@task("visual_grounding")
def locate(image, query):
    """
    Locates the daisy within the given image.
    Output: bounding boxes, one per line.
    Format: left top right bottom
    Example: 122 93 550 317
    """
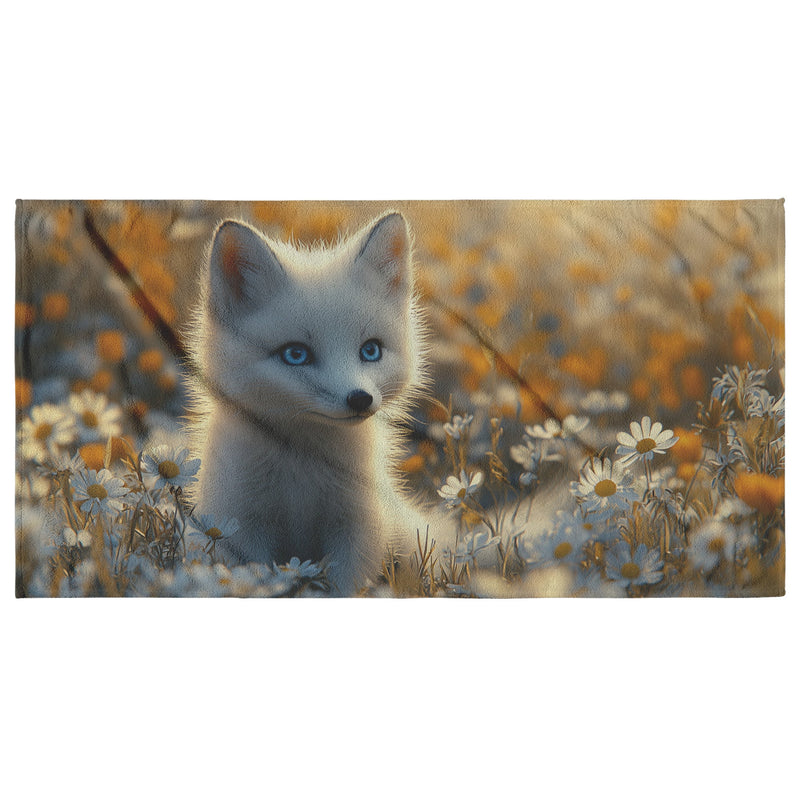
686 520 749 572
510 439 542 486
69 389 123 443
187 514 240 542
443 414 474 440
71 468 127 516
445 529 498 565
141 445 201 491
511 436 560 466
123 486 176 516
525 418 562 439
579 389 630 415
274 557 324 581
615 416 678 465
437 470 484 507
525 414 588 440
570 458 637 517
40 450 86 477
17 403 77 462
62 526 92 547
567 509 619 544
517 520 590 567
572 567 627 598
604 542 664 587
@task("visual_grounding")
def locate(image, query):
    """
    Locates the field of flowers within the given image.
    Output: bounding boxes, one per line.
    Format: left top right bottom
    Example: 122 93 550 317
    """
15 199 785 597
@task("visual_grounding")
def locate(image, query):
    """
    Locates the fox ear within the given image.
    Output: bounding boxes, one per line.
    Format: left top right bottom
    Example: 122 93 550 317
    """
208 220 285 311
353 212 411 296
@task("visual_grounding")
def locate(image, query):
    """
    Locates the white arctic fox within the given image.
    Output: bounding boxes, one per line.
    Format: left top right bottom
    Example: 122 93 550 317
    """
187 212 438 593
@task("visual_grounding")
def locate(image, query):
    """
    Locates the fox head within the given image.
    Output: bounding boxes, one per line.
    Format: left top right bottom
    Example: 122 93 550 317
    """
192 212 428 431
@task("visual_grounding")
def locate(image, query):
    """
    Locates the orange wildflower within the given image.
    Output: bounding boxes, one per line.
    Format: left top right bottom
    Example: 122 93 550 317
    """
15 302 35 328
15 378 32 408
96 331 125 363
631 377 650 402
42 293 70 322
671 428 703 463
676 462 700 484
158 372 178 392
734 473 784 515
79 437 135 471
137 349 164 374
680 365 706 401
732 333 755 364
79 443 106 471
90 370 113 393
128 400 149 420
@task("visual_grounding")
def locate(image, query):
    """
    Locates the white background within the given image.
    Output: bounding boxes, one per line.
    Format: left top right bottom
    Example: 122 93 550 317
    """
2 2 797 798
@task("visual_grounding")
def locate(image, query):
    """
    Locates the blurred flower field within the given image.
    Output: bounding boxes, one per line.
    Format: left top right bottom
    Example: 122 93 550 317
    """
14 199 785 597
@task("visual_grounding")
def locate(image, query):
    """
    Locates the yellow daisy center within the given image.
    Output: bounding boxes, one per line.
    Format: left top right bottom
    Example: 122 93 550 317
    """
205 527 223 540
82 411 99 428
553 542 572 559
620 562 641 580
708 536 726 554
594 479 617 497
636 437 658 454
457 487 467 499
158 460 180 479
87 483 108 500
34 422 53 441
583 522 593 530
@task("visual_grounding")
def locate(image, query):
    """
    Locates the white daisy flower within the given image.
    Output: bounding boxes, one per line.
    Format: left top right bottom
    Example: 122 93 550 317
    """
141 445 201 491
71 468 127 516
519 471 537 487
123 485 176 516
17 403 77 462
437 469 484 507
564 508 619 544
525 418 562 439
580 390 630 415
69 390 123 443
510 437 562 474
572 567 627 598
15 469 52 501
605 542 664 587
443 414 474 440
570 458 637 517
615 416 678 465
525 414 588 441
686 520 751 572
41 450 86 476
445 529 498 565
62 526 92 547
517 514 591 567
714 497 753 520
275 557 324 580
187 514 240 542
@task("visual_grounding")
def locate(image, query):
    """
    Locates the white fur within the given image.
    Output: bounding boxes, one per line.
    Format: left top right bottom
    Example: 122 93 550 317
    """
185 212 437 594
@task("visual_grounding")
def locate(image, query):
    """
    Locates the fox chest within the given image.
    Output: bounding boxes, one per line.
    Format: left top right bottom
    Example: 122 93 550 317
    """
248 470 376 564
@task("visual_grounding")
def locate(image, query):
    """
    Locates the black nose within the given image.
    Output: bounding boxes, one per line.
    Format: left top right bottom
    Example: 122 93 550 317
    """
347 390 373 413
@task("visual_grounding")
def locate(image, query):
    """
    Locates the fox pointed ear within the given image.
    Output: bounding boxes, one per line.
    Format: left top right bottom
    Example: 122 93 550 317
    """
208 220 285 311
354 212 411 296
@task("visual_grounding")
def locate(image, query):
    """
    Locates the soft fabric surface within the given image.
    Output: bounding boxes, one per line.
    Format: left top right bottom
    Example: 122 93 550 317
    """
15 200 785 597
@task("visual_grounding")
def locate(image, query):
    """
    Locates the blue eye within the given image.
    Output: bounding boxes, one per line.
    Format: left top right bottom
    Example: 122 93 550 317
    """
360 339 382 362
280 344 312 366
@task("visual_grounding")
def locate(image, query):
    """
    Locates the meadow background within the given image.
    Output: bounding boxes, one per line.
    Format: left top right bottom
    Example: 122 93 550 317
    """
15 198 785 597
